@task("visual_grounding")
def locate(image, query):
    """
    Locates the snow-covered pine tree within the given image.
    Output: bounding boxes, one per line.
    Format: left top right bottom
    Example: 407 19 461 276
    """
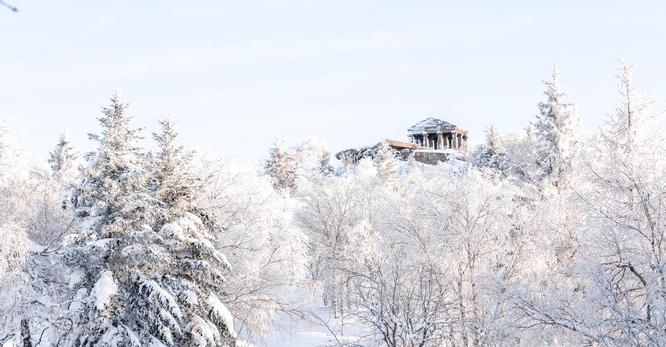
534 68 580 189
264 141 297 191
48 134 78 181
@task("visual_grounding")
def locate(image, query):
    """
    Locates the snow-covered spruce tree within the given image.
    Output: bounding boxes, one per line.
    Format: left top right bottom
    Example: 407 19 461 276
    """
63 89 158 345
147 119 237 346
264 141 297 192
534 68 580 189
63 92 236 346
151 119 203 223
48 133 78 182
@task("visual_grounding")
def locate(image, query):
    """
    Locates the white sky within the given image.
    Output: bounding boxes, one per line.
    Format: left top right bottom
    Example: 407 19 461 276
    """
2 0 666 166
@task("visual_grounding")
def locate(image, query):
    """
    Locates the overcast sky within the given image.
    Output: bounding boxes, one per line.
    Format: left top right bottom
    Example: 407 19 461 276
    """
2 0 666 166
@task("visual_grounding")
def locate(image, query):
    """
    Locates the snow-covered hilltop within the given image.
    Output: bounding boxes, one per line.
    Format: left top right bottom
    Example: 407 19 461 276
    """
336 117 469 166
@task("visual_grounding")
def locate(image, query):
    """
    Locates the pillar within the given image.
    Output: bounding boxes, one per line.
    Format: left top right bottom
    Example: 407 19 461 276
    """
437 133 443 150
453 132 458 150
422 133 429 147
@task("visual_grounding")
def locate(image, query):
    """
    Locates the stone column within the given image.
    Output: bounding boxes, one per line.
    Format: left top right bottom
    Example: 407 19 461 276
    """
437 133 443 150
422 133 429 147
453 132 458 150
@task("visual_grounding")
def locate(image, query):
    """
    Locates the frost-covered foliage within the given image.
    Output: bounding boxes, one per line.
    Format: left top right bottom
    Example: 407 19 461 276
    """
5 61 666 347
296 163 528 346
293 137 335 179
48 134 79 182
264 141 298 192
604 58 655 154
293 61 666 346
472 125 509 175
0 122 70 346
534 68 581 189
296 171 377 319
0 124 29 283
507 128 539 181
375 141 400 184
0 121 29 281
507 60 666 346
197 156 307 342
151 119 203 223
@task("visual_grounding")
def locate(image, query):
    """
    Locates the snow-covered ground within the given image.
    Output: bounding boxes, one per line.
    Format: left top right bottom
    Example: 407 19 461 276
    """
252 300 369 347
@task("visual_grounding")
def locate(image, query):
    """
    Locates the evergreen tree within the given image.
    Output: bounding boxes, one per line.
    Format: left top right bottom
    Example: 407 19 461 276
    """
70 88 151 227
264 141 297 191
142 119 237 346
62 91 156 345
63 96 237 346
48 133 78 181
534 68 580 188
605 58 653 154
151 119 202 223
318 149 334 177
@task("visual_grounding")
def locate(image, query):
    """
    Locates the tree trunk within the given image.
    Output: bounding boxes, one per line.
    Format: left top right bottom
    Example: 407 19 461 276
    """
20 318 32 347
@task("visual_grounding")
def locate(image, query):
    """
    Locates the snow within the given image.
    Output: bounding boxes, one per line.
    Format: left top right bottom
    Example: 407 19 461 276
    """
67 269 84 288
159 222 184 241
407 117 458 133
139 279 183 321
260 304 369 347
91 270 118 310
181 289 198 305
207 294 236 338
187 315 220 345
